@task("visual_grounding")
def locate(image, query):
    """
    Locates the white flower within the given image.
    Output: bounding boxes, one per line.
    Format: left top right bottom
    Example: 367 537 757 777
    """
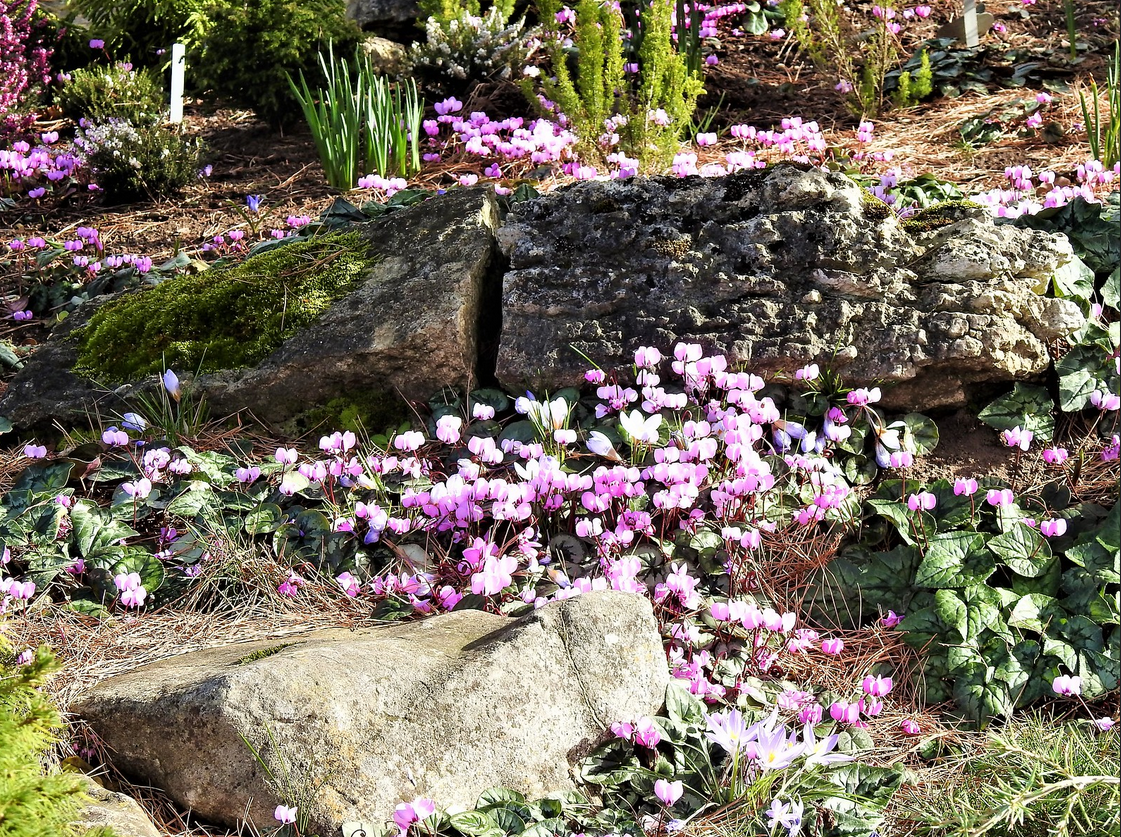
619 409 662 444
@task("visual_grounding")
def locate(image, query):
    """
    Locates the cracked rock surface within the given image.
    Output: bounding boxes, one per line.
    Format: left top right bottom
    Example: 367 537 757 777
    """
73 591 668 834
496 165 1084 409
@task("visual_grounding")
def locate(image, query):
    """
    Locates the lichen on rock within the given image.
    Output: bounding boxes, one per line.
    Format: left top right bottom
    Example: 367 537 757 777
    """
75 231 379 384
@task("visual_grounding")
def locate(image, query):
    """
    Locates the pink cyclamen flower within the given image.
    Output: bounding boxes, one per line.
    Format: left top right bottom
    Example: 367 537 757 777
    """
654 778 683 807
1093 717 1115 732
23 443 47 459
829 701 861 724
907 492 936 511
1090 390 1120 411
821 638 844 655
1001 426 1033 450
113 572 147 607
798 703 823 725
336 572 361 597
1052 675 1082 696
634 716 662 748
862 674 893 697
900 719 921 735
794 363 819 381
954 477 979 496
986 488 1016 507
881 610 903 628
1042 446 1068 465
1040 519 1067 538
274 805 297 824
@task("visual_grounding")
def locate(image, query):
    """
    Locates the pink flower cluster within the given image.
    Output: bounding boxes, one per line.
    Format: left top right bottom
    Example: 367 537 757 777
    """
973 160 1120 218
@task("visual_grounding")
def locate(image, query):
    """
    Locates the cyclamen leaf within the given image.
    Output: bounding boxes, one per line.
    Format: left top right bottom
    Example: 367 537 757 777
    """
70 502 139 558
977 383 1055 439
27 548 72 589
952 668 1014 723
448 811 500 837
989 523 1052 577
933 589 968 641
960 585 1003 640
1054 614 1105 654
664 681 705 727
866 499 934 546
1103 267 1120 310
902 412 939 454
914 532 990 588
988 640 1037 705
1007 593 1062 634
1042 635 1078 669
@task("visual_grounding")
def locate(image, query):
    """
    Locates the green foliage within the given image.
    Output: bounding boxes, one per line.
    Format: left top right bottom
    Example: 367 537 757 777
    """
528 0 702 169
992 194 1120 416
0 630 89 837
73 0 210 68
193 0 362 128
1012 192 1120 282
289 46 424 188
55 62 165 124
1080 41 1120 168
891 48 932 109
75 231 377 383
77 119 203 203
978 383 1056 441
820 480 1120 725
908 710 1120 837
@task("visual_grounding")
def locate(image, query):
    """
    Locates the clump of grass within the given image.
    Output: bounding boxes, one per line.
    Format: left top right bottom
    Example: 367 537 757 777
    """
902 708 1120 837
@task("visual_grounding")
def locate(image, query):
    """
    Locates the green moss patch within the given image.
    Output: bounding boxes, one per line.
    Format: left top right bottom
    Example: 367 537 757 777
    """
75 232 377 384
235 644 294 665
902 199 985 234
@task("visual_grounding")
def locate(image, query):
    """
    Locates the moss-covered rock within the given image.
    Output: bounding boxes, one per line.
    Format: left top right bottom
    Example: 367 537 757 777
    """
902 199 986 234
75 232 379 384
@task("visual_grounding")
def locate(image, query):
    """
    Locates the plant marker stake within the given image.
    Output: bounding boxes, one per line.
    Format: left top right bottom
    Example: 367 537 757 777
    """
169 43 186 123
963 0 979 48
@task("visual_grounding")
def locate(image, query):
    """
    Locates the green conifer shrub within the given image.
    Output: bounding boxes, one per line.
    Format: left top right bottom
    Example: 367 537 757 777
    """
0 630 93 837
193 0 362 128
528 0 701 170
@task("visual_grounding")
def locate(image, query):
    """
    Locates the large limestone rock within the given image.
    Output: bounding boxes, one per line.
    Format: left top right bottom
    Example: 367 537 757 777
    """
496 165 1085 410
74 592 668 835
0 188 499 432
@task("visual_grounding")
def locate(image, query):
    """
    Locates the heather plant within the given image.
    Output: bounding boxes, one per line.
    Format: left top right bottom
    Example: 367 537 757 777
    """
407 6 540 96
192 0 361 128
74 117 203 201
0 0 54 137
55 61 166 124
289 46 424 189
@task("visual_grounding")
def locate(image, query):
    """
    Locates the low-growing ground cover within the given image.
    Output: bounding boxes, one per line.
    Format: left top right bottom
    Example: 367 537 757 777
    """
0 1 1119 836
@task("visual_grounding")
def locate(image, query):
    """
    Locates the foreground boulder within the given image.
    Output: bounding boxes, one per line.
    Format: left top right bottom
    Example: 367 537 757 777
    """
0 188 499 432
73 592 668 834
496 165 1085 410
